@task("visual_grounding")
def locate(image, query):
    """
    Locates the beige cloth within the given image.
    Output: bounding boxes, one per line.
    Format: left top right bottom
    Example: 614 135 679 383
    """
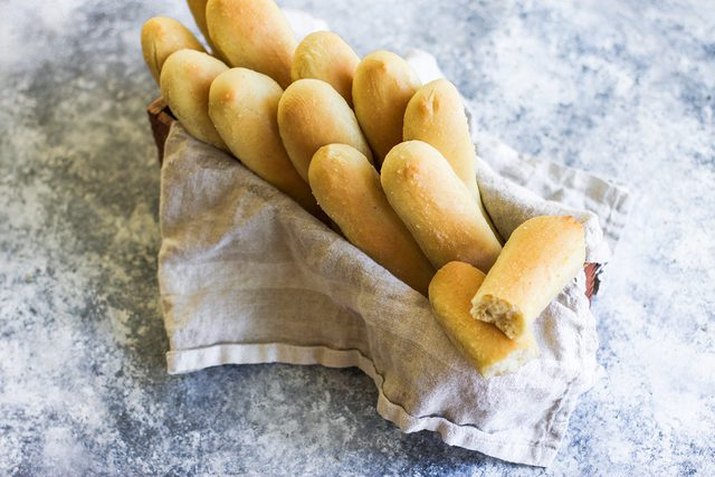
157 117 629 466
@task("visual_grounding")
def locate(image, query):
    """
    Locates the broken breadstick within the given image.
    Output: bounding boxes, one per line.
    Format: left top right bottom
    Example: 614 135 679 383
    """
471 215 586 340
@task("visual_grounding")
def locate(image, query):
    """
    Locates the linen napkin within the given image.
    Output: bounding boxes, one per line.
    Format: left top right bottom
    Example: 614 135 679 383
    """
157 125 629 467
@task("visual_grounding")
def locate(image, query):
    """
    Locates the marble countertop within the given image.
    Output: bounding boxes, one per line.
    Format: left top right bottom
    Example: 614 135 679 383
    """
1 0 713 474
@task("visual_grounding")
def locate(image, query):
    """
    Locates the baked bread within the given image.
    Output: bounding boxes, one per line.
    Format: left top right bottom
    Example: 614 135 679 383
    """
206 0 296 88
309 144 435 295
278 78 373 182
352 50 421 166
403 79 479 199
429 261 538 378
160 49 228 150
141 16 205 85
291 31 360 107
471 215 586 340
186 0 227 62
208 68 320 215
186 0 211 41
381 140 502 272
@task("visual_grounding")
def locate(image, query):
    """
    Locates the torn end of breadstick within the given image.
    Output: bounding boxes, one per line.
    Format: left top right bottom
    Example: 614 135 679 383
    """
429 261 538 378
470 295 526 341
470 215 586 340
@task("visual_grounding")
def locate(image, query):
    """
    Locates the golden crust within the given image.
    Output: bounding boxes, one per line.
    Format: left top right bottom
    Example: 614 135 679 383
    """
308 144 435 295
186 0 228 62
277 79 373 182
141 16 205 85
291 31 360 107
404 79 478 198
352 50 421 166
186 0 210 40
208 68 320 215
381 140 502 272
471 215 586 340
429 261 538 378
160 49 228 150
206 0 296 88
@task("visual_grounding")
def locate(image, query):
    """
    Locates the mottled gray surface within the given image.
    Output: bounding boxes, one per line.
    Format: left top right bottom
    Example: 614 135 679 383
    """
0 0 713 475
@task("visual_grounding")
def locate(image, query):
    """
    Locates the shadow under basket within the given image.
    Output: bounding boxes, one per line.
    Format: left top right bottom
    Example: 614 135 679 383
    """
146 97 602 302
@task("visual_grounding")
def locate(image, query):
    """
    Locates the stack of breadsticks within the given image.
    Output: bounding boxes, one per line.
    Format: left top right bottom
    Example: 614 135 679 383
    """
141 0 586 378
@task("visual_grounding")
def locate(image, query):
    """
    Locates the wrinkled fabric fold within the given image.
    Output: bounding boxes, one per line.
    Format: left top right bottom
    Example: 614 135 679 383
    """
157 121 629 467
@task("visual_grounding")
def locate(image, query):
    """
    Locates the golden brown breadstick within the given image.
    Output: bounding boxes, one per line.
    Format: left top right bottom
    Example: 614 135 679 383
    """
160 49 228 150
291 31 360 107
308 144 435 295
141 16 205 85
403 79 479 198
206 0 296 88
208 68 320 215
471 216 586 340
186 0 210 41
381 140 502 272
186 0 227 62
278 78 373 182
429 261 538 377
352 50 421 166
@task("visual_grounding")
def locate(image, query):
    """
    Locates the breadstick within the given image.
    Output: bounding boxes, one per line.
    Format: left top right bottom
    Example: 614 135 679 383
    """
291 31 360 107
471 216 586 340
186 0 210 42
429 261 538 378
186 0 227 62
403 79 479 198
381 140 502 272
309 144 435 295
141 16 205 85
206 0 296 88
208 68 320 215
278 78 373 182
352 50 421 166
160 49 228 150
